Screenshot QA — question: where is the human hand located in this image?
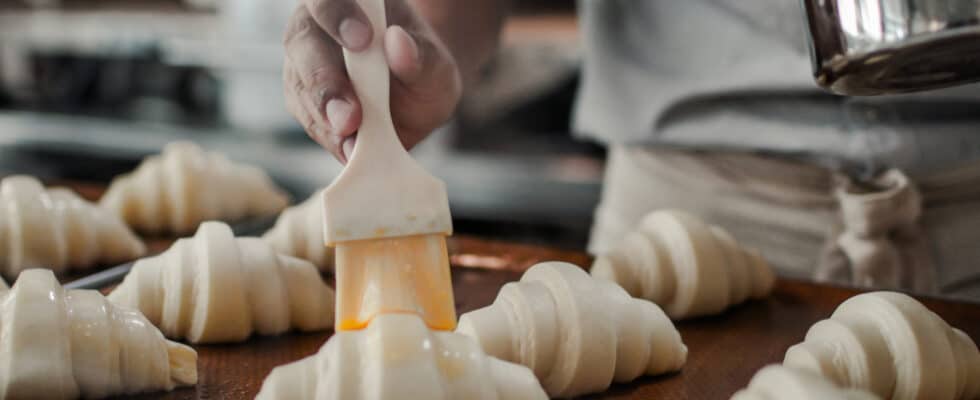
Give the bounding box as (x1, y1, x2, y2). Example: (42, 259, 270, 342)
(283, 0, 462, 163)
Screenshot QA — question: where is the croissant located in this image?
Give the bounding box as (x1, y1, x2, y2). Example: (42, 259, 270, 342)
(783, 291, 980, 400)
(100, 141, 289, 235)
(457, 261, 687, 398)
(732, 365, 880, 400)
(591, 210, 775, 319)
(0, 269, 196, 399)
(0, 175, 146, 280)
(108, 221, 334, 344)
(262, 189, 333, 271)
(256, 313, 547, 400)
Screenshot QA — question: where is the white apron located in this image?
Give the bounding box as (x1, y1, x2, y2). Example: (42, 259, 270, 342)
(590, 146, 980, 302)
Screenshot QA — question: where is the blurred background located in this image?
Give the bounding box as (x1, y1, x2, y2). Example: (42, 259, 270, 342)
(0, 0, 601, 249)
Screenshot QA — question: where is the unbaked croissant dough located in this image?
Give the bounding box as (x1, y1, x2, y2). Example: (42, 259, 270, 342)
(108, 221, 334, 344)
(591, 210, 775, 319)
(0, 269, 196, 399)
(256, 313, 547, 400)
(100, 141, 290, 235)
(457, 261, 687, 398)
(731, 365, 880, 400)
(783, 291, 980, 400)
(0, 175, 146, 280)
(262, 189, 333, 271)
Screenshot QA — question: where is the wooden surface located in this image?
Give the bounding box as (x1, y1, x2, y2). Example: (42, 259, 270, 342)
(115, 239, 979, 400)
(15, 179, 980, 399)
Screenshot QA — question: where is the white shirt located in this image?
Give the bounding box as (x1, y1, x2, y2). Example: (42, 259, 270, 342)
(573, 0, 980, 179)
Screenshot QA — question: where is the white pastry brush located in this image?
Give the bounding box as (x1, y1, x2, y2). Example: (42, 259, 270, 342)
(322, 0, 456, 331)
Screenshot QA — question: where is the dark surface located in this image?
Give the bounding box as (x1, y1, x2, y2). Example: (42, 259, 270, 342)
(113, 239, 980, 400)
(25, 181, 980, 399)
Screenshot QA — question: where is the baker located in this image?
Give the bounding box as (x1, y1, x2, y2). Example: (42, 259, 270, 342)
(281, 0, 980, 301)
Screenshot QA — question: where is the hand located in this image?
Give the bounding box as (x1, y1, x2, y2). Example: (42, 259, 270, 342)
(283, 0, 462, 163)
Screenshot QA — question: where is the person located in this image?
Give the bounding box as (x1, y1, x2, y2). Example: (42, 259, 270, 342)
(281, 0, 980, 301)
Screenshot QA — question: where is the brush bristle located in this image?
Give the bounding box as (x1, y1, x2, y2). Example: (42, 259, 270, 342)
(333, 234, 456, 331)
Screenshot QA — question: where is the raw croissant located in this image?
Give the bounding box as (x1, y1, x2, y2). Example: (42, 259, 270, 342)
(257, 313, 547, 400)
(591, 209, 775, 319)
(457, 261, 687, 398)
(108, 221, 334, 344)
(0, 175, 146, 280)
(0, 269, 196, 399)
(100, 141, 289, 235)
(262, 189, 333, 271)
(783, 291, 980, 400)
(732, 365, 880, 400)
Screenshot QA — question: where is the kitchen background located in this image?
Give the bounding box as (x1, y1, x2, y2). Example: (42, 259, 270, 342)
(0, 0, 602, 249)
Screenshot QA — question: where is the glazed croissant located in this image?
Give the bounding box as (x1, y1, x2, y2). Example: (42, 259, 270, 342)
(0, 175, 146, 280)
(784, 291, 980, 400)
(0, 269, 196, 399)
(256, 313, 548, 400)
(591, 210, 775, 319)
(262, 189, 333, 271)
(100, 141, 289, 235)
(108, 221, 334, 344)
(732, 365, 880, 400)
(457, 262, 687, 398)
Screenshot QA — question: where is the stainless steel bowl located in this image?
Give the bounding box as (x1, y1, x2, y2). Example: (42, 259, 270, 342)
(803, 0, 980, 95)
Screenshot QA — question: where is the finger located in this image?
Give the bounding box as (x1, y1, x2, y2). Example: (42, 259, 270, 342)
(283, 58, 325, 130)
(384, 25, 422, 81)
(303, 0, 372, 50)
(385, 25, 461, 149)
(283, 5, 362, 140)
(378, 1, 461, 98)
(283, 64, 319, 140)
(285, 91, 318, 143)
(341, 135, 357, 164)
(284, 63, 348, 161)
(383, 1, 461, 94)
(386, 25, 460, 94)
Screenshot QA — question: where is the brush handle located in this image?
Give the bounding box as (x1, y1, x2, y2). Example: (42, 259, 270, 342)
(322, 0, 452, 243)
(343, 0, 404, 165)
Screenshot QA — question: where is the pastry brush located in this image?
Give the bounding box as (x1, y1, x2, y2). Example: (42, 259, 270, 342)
(322, 0, 456, 331)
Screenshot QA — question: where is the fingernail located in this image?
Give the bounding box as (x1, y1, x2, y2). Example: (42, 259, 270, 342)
(339, 18, 371, 49)
(385, 26, 422, 81)
(393, 26, 419, 64)
(342, 137, 356, 162)
(325, 98, 352, 130)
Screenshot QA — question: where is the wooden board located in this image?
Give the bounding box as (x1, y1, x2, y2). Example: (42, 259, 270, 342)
(9, 179, 980, 399)
(110, 236, 978, 400)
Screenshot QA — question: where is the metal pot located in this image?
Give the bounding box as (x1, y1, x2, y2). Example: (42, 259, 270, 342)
(803, 0, 980, 95)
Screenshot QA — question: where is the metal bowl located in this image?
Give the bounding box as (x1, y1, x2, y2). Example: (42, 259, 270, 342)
(803, 0, 980, 95)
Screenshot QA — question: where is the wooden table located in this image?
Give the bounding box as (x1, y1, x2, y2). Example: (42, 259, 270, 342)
(15, 179, 980, 399)
(105, 236, 975, 400)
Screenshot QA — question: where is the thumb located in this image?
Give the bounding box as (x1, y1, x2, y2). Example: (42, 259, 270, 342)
(382, 24, 461, 150)
(384, 25, 425, 83)
(384, 25, 461, 92)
